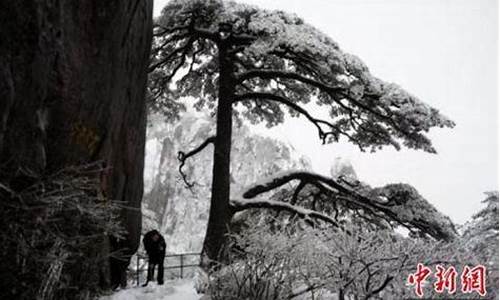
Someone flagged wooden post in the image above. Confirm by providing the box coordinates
[180,255,184,278]
[136,255,140,286]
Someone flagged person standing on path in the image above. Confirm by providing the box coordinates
[142,230,166,286]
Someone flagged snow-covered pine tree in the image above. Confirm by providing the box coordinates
[462,191,499,297]
[150,0,455,266]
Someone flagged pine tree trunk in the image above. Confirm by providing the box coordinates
[0,0,152,291]
[339,289,345,300]
[202,44,235,267]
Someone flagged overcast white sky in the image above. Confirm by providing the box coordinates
[153,0,498,224]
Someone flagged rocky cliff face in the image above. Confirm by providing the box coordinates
[143,113,311,252]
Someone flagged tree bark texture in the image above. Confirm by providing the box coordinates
[0,0,153,289]
[202,43,235,266]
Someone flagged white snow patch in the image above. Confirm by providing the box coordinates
[100,280,203,300]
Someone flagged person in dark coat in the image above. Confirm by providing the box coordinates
[142,230,166,286]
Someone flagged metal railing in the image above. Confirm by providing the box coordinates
[133,252,201,286]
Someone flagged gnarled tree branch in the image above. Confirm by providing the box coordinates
[234,171,456,241]
[177,135,215,187]
[233,92,360,145]
[235,69,420,145]
[236,69,345,93]
[230,198,339,228]
[149,37,194,73]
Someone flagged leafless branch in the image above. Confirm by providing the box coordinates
[364,275,393,299]
[291,181,306,205]
[177,135,215,188]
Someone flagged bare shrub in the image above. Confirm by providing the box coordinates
[207,224,330,300]
[0,163,126,300]
[207,220,494,300]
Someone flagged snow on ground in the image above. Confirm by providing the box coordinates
[100,279,203,300]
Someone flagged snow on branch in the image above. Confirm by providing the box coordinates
[177,135,215,187]
[233,171,456,241]
[149,37,195,74]
[230,198,339,228]
[153,0,455,154]
[235,69,345,93]
[233,92,359,145]
[235,69,421,150]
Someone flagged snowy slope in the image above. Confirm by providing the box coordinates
[100,280,202,300]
